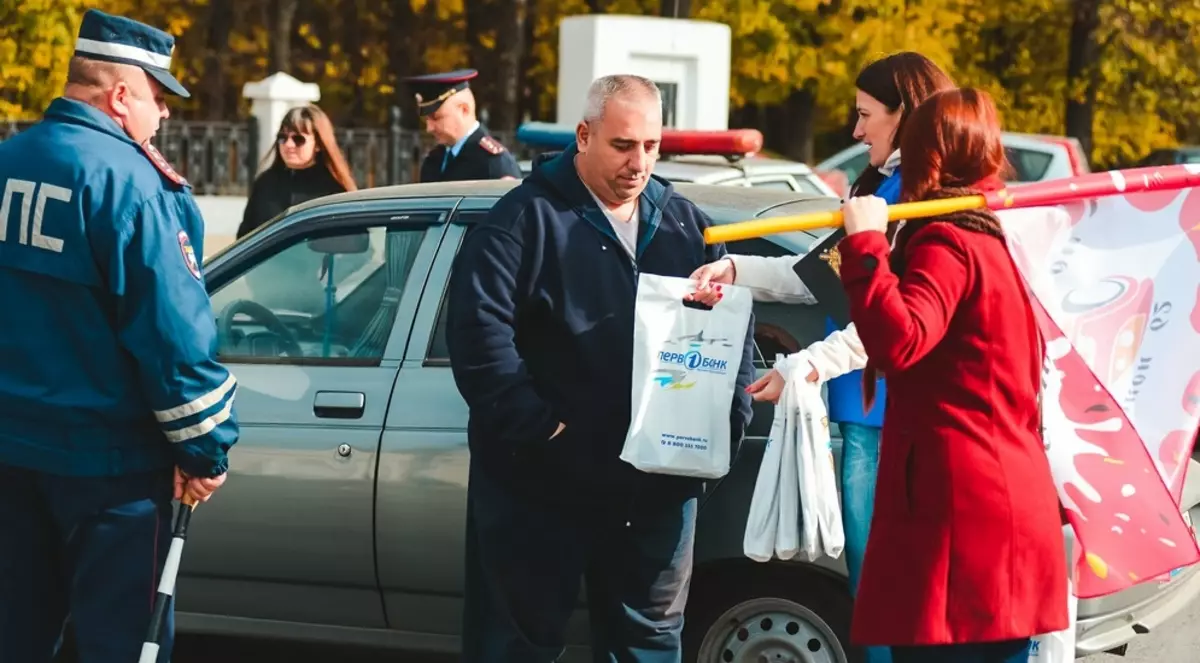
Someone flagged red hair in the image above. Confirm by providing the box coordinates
[899,88,1007,202]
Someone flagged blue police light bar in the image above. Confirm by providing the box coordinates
[516,122,576,150]
[516,122,765,158]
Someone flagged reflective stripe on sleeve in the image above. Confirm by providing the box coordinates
[154,375,237,423]
[163,395,235,444]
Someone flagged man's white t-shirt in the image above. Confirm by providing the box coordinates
[585,186,639,259]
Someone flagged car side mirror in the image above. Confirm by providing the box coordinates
[307,233,369,255]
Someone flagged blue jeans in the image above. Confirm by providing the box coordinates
[462,465,697,663]
[839,422,891,663]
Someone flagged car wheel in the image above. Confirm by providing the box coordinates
[684,564,858,663]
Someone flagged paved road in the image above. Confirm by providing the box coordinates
[53,597,1200,662]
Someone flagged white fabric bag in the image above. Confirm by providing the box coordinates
[620,273,753,479]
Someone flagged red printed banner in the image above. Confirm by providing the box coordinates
[998,165,1200,598]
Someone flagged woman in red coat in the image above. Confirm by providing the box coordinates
[835,87,1069,663]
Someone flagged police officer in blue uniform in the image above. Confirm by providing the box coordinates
[405,69,523,182]
[0,10,238,663]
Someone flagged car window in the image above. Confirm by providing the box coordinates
[211,223,430,364]
[1004,146,1053,181]
[834,150,871,184]
[427,213,491,363]
[791,174,831,196]
[747,178,795,190]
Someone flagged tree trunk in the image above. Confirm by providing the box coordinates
[268,0,299,74]
[519,0,539,122]
[202,0,233,120]
[344,0,365,121]
[464,0,498,120]
[492,0,527,131]
[659,0,691,17]
[388,0,420,126]
[767,87,817,163]
[1065,0,1101,160]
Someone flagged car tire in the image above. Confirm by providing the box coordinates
[683,562,860,663]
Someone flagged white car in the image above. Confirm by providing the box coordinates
[516,123,839,197]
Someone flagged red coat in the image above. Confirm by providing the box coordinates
[838,221,1068,646]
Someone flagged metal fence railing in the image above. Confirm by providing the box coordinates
[0,106,538,195]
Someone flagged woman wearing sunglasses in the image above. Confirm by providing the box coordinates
[237,104,357,238]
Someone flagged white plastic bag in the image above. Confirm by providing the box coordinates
[743,356,844,562]
[793,377,844,561]
[620,273,753,479]
[1029,527,1078,661]
[743,373,787,562]
[1028,579,1077,661]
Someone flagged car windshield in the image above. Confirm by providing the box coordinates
[1005,147,1054,181]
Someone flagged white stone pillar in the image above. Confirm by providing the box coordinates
[556,15,732,130]
[241,72,322,171]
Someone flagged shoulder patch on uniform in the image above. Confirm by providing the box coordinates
[479,135,507,155]
[178,230,201,280]
[139,141,189,187]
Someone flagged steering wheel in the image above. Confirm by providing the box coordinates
[218,299,305,358]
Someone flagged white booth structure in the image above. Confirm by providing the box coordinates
[555,15,732,130]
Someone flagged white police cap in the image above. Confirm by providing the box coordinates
[74,9,190,98]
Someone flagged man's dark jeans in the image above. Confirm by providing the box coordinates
[462,466,698,663]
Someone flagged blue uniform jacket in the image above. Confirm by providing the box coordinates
[445,144,756,501]
[0,98,238,478]
[824,170,900,427]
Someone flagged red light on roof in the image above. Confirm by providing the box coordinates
[661,129,764,157]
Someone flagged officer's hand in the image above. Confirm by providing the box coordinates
[174,466,187,501]
[185,473,227,503]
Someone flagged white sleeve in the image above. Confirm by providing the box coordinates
[785,323,869,383]
[725,254,817,304]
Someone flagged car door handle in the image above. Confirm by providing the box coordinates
[313,391,365,419]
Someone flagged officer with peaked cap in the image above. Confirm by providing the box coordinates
[0,9,237,663]
[405,69,523,182]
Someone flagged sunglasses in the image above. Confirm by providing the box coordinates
[277,133,309,147]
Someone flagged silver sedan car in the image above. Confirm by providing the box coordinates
[185,180,1200,662]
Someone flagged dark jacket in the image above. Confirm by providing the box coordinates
[445,144,755,505]
[419,125,522,183]
[237,162,347,238]
[0,98,237,478]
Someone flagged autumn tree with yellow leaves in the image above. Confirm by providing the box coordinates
[1,0,1198,168]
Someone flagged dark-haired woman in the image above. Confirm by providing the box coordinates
[237,104,357,239]
[689,51,954,663]
[836,87,1067,663]
[235,105,360,317]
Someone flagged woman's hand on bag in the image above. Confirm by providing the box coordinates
[746,368,786,403]
[686,258,736,307]
[842,195,889,236]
